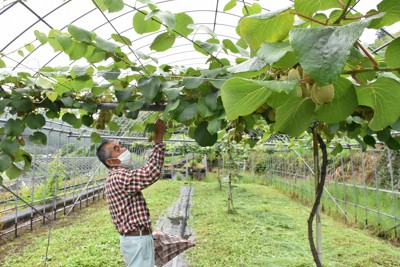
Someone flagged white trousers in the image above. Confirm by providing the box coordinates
[119,234,155,267]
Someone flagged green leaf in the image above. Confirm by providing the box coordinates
[115,88,133,102]
[0,99,10,113]
[165,99,180,113]
[197,98,213,118]
[193,40,219,55]
[93,0,108,12]
[126,100,145,111]
[369,0,400,28]
[67,25,95,42]
[111,33,132,46]
[82,115,94,127]
[108,121,119,132]
[138,76,161,101]
[331,143,343,156]
[188,24,217,38]
[25,113,46,129]
[34,30,48,45]
[290,14,383,86]
[150,32,176,52]
[55,33,73,51]
[207,118,222,135]
[95,36,119,52]
[4,119,25,136]
[275,96,315,137]
[25,43,35,53]
[0,58,5,68]
[224,0,236,11]
[10,98,32,113]
[18,49,24,57]
[228,57,267,77]
[91,132,102,143]
[72,65,92,77]
[182,76,204,89]
[315,77,358,123]
[102,67,121,81]
[0,152,13,172]
[71,75,94,92]
[62,113,78,126]
[385,37,400,67]
[221,77,297,120]
[243,2,262,15]
[256,42,294,65]
[194,121,218,147]
[67,42,88,60]
[239,9,295,50]
[163,87,182,100]
[170,101,197,122]
[104,0,124,13]
[6,164,22,179]
[28,131,47,145]
[174,13,194,37]
[81,102,98,114]
[133,10,161,34]
[146,10,176,30]
[294,0,342,17]
[356,77,400,131]
[0,139,20,154]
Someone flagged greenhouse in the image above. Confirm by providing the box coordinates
[0,0,399,266]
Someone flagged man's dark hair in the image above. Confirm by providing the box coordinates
[97,140,112,168]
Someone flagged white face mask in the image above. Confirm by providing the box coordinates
[117,150,133,168]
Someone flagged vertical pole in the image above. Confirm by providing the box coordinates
[386,148,398,236]
[312,130,322,263]
[361,149,368,226]
[349,146,358,222]
[251,152,255,183]
[373,149,381,226]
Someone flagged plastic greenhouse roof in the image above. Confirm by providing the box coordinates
[1,0,398,75]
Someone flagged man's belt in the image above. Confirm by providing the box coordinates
[121,229,152,236]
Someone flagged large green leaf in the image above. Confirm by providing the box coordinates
[194,121,218,147]
[315,77,358,123]
[10,98,33,113]
[290,14,382,86]
[0,152,13,172]
[138,76,161,101]
[28,131,47,145]
[4,119,25,136]
[193,40,219,56]
[239,9,295,50]
[256,42,293,65]
[228,57,267,77]
[174,13,194,37]
[6,164,22,179]
[275,96,315,136]
[91,132,102,143]
[294,0,342,17]
[55,33,73,51]
[385,38,400,67]
[150,32,176,52]
[104,0,124,13]
[115,88,133,102]
[146,10,176,30]
[133,10,161,34]
[221,77,297,120]
[67,42,88,60]
[356,77,400,131]
[67,25,95,42]
[95,36,119,52]
[62,113,78,126]
[0,58,5,68]
[369,0,400,28]
[224,0,236,12]
[25,113,46,129]
[170,101,197,122]
[0,139,20,154]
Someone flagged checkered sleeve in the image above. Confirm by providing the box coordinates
[120,143,165,193]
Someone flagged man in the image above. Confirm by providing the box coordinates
[96,119,166,267]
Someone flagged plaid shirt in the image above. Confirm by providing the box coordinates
[105,143,165,234]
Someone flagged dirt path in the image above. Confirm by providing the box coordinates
[155,185,195,267]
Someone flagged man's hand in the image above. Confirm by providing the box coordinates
[154,119,167,144]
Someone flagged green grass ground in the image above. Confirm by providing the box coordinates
[1,179,399,267]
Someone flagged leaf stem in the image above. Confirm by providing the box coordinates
[333,0,352,24]
[291,13,327,26]
[343,12,380,21]
[342,66,400,74]
[356,41,379,67]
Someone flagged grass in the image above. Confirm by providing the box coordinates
[186,179,400,267]
[0,180,183,267]
[1,177,400,267]
[269,175,400,240]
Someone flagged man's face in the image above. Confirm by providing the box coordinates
[104,141,126,167]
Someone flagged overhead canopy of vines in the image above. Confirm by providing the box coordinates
[1,0,400,180]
